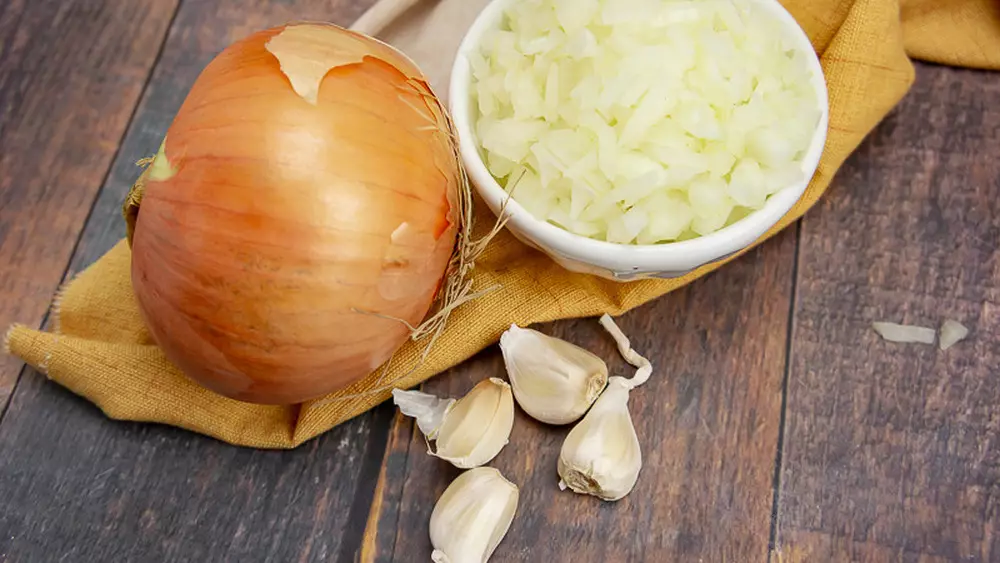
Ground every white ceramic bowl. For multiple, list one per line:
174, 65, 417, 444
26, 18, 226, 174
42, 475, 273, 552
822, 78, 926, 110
449, 0, 829, 282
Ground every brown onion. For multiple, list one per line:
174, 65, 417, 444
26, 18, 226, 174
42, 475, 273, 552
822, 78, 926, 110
127, 23, 461, 404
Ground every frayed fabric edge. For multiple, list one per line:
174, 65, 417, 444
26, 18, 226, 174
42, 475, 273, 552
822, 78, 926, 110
49, 276, 72, 337
3, 278, 70, 373
35, 277, 73, 376
2, 323, 19, 356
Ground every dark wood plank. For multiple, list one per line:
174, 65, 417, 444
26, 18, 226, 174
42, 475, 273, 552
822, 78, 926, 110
775, 62, 1000, 562
0, 0, 179, 409
0, 1, 403, 562
0, 376, 396, 562
362, 230, 798, 562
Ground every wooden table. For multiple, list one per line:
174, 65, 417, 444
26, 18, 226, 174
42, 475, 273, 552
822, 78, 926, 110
1, 1, 997, 561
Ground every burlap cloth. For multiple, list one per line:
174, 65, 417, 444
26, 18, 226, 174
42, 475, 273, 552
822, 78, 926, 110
6, 0, 1000, 448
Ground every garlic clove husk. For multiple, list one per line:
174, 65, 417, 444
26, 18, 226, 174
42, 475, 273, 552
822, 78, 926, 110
392, 388, 455, 439
557, 376, 642, 501
430, 466, 519, 563
598, 314, 652, 387
499, 324, 609, 425
392, 378, 514, 468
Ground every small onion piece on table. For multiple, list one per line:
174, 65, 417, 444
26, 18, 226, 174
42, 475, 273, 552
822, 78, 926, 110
871, 322, 936, 345
127, 23, 462, 404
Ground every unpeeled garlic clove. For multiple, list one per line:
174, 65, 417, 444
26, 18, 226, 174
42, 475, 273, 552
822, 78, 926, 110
430, 466, 519, 563
499, 324, 609, 425
557, 376, 642, 501
434, 378, 515, 468
393, 378, 515, 469
557, 314, 652, 502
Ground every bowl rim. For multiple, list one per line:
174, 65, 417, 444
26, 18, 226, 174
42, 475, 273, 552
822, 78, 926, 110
448, 0, 830, 273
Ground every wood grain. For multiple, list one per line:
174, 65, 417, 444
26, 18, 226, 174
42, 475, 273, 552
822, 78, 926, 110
0, 1, 401, 562
4, 0, 999, 561
774, 62, 1000, 562
362, 231, 798, 562
0, 374, 396, 562
0, 0, 179, 410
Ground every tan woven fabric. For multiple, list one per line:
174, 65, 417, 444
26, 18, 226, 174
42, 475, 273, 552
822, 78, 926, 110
6, 0, 1000, 448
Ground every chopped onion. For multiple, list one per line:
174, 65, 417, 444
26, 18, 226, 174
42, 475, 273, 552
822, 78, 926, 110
938, 320, 969, 350
872, 322, 936, 345
470, 0, 821, 244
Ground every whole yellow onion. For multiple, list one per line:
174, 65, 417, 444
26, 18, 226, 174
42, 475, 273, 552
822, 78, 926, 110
128, 23, 461, 404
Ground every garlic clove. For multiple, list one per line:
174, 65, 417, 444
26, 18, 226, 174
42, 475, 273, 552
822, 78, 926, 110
391, 388, 455, 439
557, 376, 642, 501
392, 378, 514, 469
432, 378, 515, 469
556, 314, 652, 501
430, 466, 519, 563
499, 324, 609, 425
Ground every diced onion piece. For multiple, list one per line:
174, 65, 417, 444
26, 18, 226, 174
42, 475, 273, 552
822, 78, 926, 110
487, 152, 517, 178
555, 0, 599, 32
637, 192, 693, 244
688, 177, 734, 235
872, 322, 936, 345
478, 118, 547, 162
728, 159, 767, 208
470, 0, 820, 244
938, 320, 969, 350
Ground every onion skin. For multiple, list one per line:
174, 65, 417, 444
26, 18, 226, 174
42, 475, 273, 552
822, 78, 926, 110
130, 23, 460, 404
